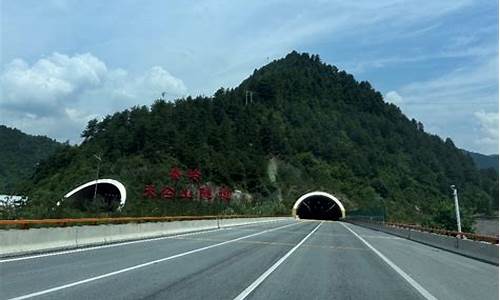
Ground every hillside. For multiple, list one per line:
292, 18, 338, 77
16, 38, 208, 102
0, 125, 62, 194
16, 52, 498, 229
463, 150, 499, 172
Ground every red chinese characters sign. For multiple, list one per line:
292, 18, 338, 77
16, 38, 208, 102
169, 167, 182, 182
218, 186, 232, 203
143, 185, 156, 198
160, 186, 175, 199
199, 185, 212, 201
187, 168, 201, 183
180, 189, 193, 200
143, 167, 234, 205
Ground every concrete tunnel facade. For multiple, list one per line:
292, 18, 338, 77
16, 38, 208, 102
292, 191, 346, 221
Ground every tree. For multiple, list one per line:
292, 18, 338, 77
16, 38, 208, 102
81, 119, 99, 141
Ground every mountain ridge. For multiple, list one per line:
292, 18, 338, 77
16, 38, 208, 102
462, 150, 499, 171
13, 51, 498, 230
0, 125, 62, 194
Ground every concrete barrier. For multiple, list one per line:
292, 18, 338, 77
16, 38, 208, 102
408, 230, 459, 253
0, 217, 290, 257
348, 220, 499, 265
383, 226, 410, 239
458, 238, 499, 265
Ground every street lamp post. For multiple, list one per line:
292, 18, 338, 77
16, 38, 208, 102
93, 154, 102, 201
450, 185, 462, 233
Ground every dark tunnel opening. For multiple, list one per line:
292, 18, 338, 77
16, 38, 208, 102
67, 183, 121, 211
296, 195, 343, 221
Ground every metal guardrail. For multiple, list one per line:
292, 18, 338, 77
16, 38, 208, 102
385, 222, 499, 244
0, 215, 263, 229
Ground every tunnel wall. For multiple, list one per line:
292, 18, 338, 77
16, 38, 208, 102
292, 191, 346, 219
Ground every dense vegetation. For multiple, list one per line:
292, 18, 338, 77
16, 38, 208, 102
10, 52, 498, 230
0, 125, 62, 194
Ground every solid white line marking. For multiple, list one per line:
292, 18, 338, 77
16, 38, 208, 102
7, 221, 300, 300
233, 221, 323, 300
0, 219, 288, 263
340, 222, 438, 300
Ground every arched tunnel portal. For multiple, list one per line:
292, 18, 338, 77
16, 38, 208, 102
292, 191, 345, 221
63, 179, 126, 211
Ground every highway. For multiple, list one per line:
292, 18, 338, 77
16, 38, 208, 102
1, 219, 498, 300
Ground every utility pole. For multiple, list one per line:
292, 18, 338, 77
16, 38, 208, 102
93, 154, 102, 201
450, 185, 462, 233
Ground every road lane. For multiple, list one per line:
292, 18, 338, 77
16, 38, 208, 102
2, 220, 498, 300
1, 219, 298, 299
244, 221, 425, 300
343, 223, 499, 300
234, 222, 323, 300
340, 222, 436, 300
13, 221, 318, 300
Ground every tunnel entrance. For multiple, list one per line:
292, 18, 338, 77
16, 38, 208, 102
63, 179, 127, 211
292, 191, 345, 221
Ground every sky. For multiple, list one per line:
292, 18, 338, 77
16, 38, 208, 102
1, 0, 498, 154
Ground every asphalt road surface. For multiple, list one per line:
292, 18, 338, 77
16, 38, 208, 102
1, 219, 498, 300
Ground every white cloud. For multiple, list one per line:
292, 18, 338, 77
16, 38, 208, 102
384, 91, 404, 105
134, 66, 187, 99
474, 111, 499, 150
0, 52, 187, 142
389, 56, 498, 154
1, 53, 107, 116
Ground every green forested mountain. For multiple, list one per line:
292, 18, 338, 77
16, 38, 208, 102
17, 52, 498, 229
0, 125, 62, 193
463, 150, 499, 172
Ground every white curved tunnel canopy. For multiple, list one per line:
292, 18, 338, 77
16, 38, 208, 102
293, 191, 345, 220
63, 179, 126, 210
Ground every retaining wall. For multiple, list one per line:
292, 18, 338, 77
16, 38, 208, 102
0, 217, 290, 257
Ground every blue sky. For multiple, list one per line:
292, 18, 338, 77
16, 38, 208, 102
1, 0, 498, 154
